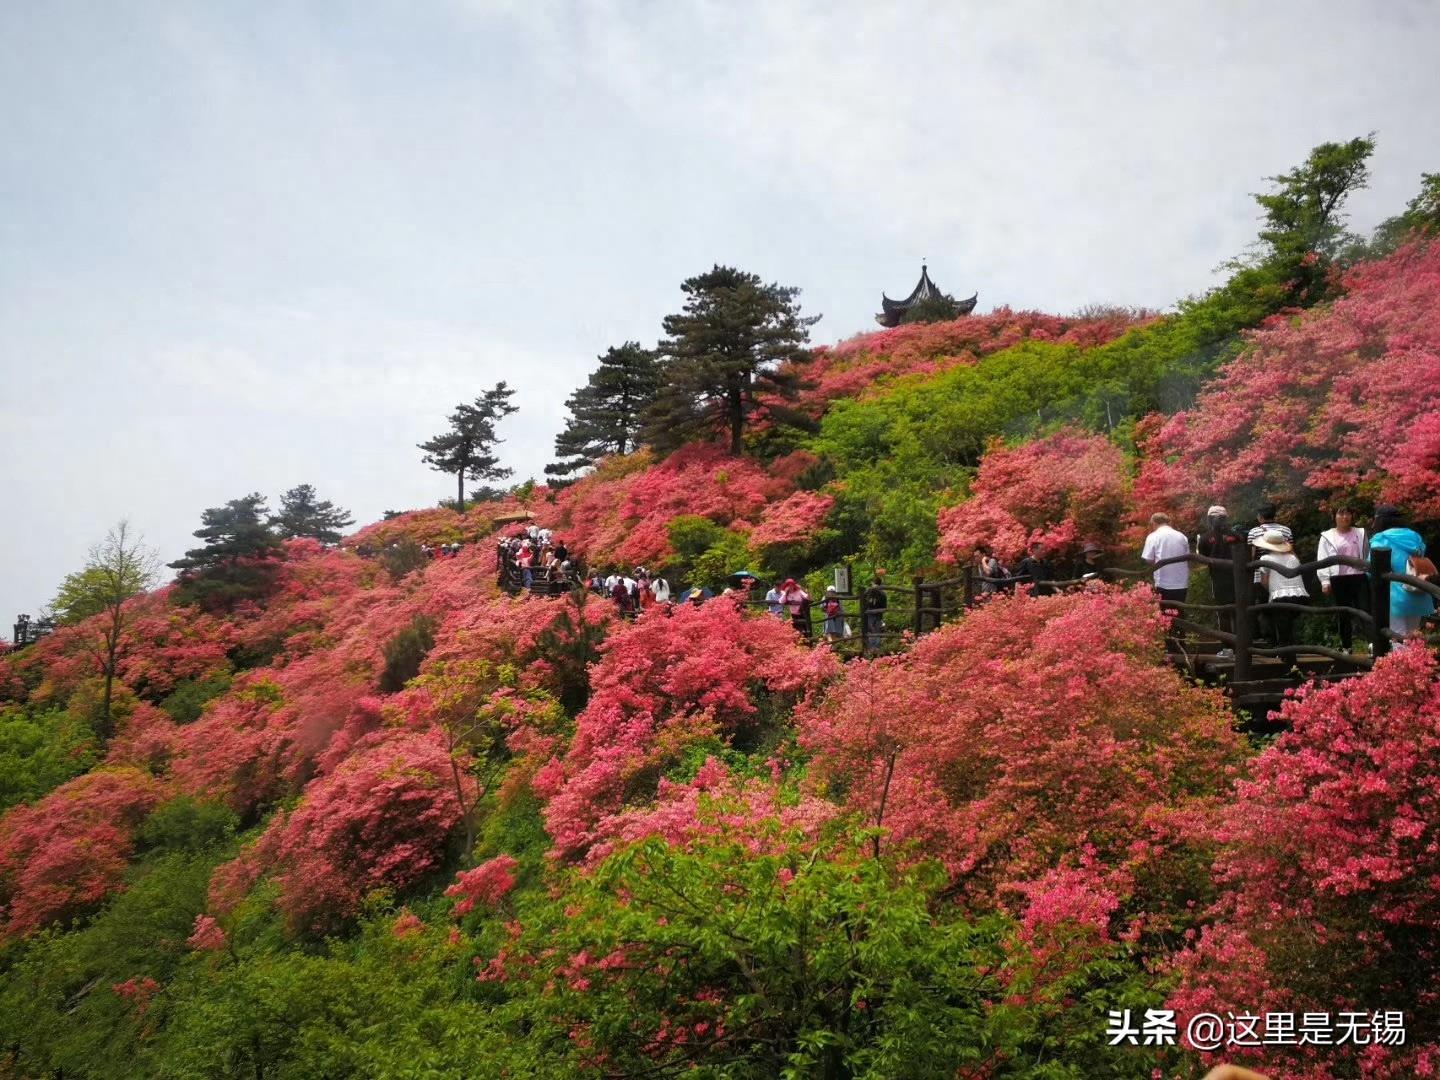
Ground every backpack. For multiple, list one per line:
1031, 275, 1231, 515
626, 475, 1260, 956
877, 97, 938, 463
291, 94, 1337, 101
1402, 554, 1439, 593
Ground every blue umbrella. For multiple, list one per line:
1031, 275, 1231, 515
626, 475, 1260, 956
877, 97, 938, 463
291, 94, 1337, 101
727, 569, 762, 583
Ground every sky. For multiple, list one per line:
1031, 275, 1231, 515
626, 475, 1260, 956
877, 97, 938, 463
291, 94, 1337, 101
2, 0, 1439, 626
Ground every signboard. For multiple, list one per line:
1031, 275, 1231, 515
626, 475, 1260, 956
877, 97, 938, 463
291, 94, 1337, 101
833, 565, 851, 596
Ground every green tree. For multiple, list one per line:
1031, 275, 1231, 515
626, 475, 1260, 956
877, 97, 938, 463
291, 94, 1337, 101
645, 266, 820, 456
268, 483, 354, 544
418, 382, 519, 512
1231, 134, 1375, 307
168, 494, 283, 612
52, 521, 160, 739
1368, 171, 1440, 254
899, 293, 963, 325
545, 342, 661, 483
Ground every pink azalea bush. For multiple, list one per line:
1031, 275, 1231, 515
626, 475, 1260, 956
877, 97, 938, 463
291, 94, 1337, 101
539, 444, 791, 568
935, 427, 1130, 564
1169, 645, 1440, 1078
749, 489, 836, 548
1135, 240, 1440, 522
532, 600, 837, 861
208, 729, 471, 933
794, 586, 1246, 934
0, 767, 164, 937
446, 854, 519, 916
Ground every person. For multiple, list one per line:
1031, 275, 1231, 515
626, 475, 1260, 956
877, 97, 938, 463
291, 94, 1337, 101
1142, 512, 1191, 652
1246, 504, 1293, 640
1370, 504, 1437, 640
861, 576, 888, 648
1316, 505, 1368, 653
821, 586, 844, 641
687, 587, 705, 608
780, 578, 810, 639
1196, 505, 1244, 655
1255, 527, 1307, 673
1077, 541, 1107, 584
612, 576, 635, 616
765, 580, 785, 617
651, 575, 671, 605
1014, 541, 1055, 596
973, 544, 1007, 595
552, 539, 568, 565
516, 541, 534, 588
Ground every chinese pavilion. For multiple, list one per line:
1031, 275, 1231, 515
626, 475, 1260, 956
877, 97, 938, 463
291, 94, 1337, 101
875, 264, 977, 327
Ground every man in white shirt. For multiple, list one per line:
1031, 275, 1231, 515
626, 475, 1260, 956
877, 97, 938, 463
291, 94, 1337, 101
1143, 512, 1191, 651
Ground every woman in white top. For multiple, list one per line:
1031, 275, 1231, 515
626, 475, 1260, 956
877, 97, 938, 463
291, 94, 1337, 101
1255, 528, 1307, 670
1315, 506, 1367, 653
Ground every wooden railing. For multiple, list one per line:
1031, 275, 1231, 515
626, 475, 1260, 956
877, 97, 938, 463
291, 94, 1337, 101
495, 542, 1440, 676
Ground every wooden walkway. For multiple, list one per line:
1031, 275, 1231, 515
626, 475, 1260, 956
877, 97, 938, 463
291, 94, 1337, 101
497, 542, 1439, 729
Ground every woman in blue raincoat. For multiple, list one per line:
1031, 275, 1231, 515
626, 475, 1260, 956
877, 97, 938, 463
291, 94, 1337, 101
1370, 504, 1436, 639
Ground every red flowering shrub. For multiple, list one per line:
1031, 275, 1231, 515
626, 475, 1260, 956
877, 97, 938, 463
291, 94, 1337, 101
535, 601, 838, 861
584, 755, 838, 865
208, 729, 471, 933
1169, 646, 1440, 1078
187, 913, 227, 951
935, 427, 1130, 564
345, 493, 542, 550
445, 853, 519, 915
794, 587, 1245, 931
540, 444, 791, 568
28, 589, 237, 707
749, 489, 836, 548
0, 766, 164, 937
1135, 241, 1440, 522
104, 701, 180, 773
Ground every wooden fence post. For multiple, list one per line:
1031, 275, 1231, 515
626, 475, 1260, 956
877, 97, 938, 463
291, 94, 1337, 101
962, 564, 975, 609
857, 588, 871, 657
1370, 548, 1392, 659
912, 576, 924, 635
1229, 538, 1252, 685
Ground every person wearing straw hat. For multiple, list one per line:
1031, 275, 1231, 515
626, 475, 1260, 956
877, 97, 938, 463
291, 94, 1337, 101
1255, 527, 1307, 672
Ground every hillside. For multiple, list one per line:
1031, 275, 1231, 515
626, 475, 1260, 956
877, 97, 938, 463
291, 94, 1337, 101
1, 236, 1439, 1078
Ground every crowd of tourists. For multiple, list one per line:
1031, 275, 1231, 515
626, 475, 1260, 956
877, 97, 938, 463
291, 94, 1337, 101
497, 505, 1435, 660
1137, 502, 1436, 660
495, 526, 574, 592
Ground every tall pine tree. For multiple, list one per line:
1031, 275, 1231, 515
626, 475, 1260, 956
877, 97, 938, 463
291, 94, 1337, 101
643, 266, 819, 456
545, 342, 660, 483
169, 493, 283, 610
418, 382, 518, 512
269, 484, 355, 544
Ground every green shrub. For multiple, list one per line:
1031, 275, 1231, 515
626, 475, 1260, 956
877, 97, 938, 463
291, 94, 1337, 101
379, 615, 438, 692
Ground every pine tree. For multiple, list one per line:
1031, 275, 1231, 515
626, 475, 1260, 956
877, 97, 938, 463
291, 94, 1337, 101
269, 484, 355, 544
643, 266, 819, 456
545, 342, 660, 483
418, 382, 518, 512
169, 493, 283, 610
